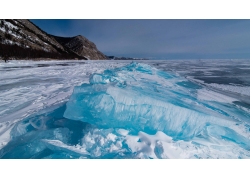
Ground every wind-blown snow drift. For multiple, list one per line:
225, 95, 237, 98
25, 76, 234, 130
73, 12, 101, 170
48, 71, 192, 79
64, 62, 249, 143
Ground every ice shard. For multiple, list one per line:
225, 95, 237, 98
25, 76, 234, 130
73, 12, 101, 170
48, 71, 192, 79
64, 62, 241, 140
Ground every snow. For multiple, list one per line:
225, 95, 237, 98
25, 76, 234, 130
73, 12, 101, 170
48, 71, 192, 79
8, 31, 22, 39
3, 39, 14, 45
0, 60, 250, 159
116, 129, 129, 136
125, 129, 250, 158
0, 27, 6, 33
1, 39, 21, 46
3, 40, 19, 47
3, 21, 18, 30
80, 128, 126, 157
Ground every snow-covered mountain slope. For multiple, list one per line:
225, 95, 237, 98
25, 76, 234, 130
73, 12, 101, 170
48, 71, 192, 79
0, 19, 106, 60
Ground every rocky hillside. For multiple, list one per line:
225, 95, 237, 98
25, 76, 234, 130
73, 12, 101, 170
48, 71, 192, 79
52, 35, 107, 60
0, 19, 106, 60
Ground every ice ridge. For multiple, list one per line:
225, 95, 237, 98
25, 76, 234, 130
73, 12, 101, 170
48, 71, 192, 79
63, 62, 240, 140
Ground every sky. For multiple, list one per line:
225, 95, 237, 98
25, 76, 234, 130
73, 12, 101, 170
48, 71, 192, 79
30, 19, 250, 59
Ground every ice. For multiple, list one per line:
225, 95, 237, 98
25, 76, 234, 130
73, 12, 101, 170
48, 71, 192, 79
197, 89, 237, 103
1, 60, 250, 159
206, 83, 250, 97
0, 60, 127, 127
0, 102, 91, 159
42, 140, 90, 158
0, 122, 12, 149
64, 62, 243, 140
0, 127, 71, 158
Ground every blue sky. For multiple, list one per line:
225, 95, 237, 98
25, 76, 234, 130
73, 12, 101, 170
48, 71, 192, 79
30, 19, 250, 59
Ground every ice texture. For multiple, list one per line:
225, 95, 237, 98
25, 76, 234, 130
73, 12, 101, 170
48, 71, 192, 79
64, 62, 247, 141
1, 60, 250, 159
0, 103, 93, 159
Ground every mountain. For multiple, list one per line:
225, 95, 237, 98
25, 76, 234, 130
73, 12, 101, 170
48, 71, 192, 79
52, 35, 106, 60
106, 56, 149, 60
0, 19, 106, 60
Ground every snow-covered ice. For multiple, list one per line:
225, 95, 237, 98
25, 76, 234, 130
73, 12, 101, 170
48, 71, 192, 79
0, 59, 250, 158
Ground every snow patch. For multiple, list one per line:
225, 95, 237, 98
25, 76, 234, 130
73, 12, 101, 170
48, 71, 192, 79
3, 21, 18, 30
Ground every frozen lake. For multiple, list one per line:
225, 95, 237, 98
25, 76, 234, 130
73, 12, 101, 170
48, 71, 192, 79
0, 59, 250, 158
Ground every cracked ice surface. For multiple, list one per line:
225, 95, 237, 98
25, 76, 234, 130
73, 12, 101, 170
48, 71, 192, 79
0, 60, 128, 149
1, 60, 250, 158
64, 62, 250, 140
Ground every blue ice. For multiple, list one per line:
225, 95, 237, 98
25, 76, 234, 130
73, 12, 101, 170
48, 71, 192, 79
63, 62, 244, 141
2, 62, 250, 159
